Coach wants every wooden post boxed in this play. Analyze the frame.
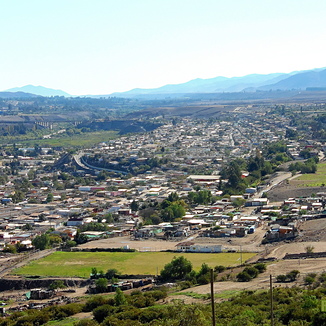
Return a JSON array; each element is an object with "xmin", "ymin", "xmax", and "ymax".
[
  {"xmin": 270, "ymin": 274, "xmax": 274, "ymax": 326},
  {"xmin": 210, "ymin": 269, "xmax": 216, "ymax": 326}
]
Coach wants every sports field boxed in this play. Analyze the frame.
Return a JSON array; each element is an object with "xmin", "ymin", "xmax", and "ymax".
[{"xmin": 13, "ymin": 251, "xmax": 256, "ymax": 278}]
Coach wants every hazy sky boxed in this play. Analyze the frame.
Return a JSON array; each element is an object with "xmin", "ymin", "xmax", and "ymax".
[{"xmin": 1, "ymin": 0, "xmax": 326, "ymax": 95}]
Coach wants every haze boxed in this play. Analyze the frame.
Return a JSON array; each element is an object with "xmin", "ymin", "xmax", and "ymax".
[{"xmin": 1, "ymin": 0, "xmax": 326, "ymax": 95}]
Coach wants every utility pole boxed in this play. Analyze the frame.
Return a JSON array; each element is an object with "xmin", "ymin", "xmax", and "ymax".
[
  {"xmin": 210, "ymin": 269, "xmax": 216, "ymax": 326},
  {"xmin": 270, "ymin": 274, "xmax": 274, "ymax": 326},
  {"xmin": 240, "ymin": 245, "xmax": 243, "ymax": 265}
]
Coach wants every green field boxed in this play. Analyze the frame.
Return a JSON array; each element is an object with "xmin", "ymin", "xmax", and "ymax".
[
  {"xmin": 292, "ymin": 162, "xmax": 326, "ymax": 187},
  {"xmin": 13, "ymin": 251, "xmax": 256, "ymax": 278}
]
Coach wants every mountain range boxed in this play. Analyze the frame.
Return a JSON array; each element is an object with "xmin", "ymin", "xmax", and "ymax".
[
  {"xmin": 2, "ymin": 67, "xmax": 326, "ymax": 99},
  {"xmin": 4, "ymin": 85, "xmax": 70, "ymax": 97},
  {"xmin": 111, "ymin": 67, "xmax": 326, "ymax": 97}
]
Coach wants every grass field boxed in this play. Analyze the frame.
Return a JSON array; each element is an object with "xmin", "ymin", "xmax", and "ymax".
[
  {"xmin": 13, "ymin": 251, "xmax": 256, "ymax": 278},
  {"xmin": 291, "ymin": 163, "xmax": 326, "ymax": 187}
]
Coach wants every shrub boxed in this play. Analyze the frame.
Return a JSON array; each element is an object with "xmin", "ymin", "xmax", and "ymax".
[
  {"xmin": 93, "ymin": 304, "xmax": 115, "ymax": 323},
  {"xmin": 237, "ymin": 271, "xmax": 252, "ymax": 282},
  {"xmin": 276, "ymin": 274, "xmax": 287, "ymax": 283},
  {"xmin": 253, "ymin": 263, "xmax": 266, "ymax": 273},
  {"xmin": 84, "ymin": 295, "xmax": 108, "ymax": 312},
  {"xmin": 304, "ymin": 276, "xmax": 315, "ymax": 285},
  {"xmin": 74, "ymin": 320, "xmax": 99, "ymax": 326},
  {"xmin": 319, "ymin": 273, "xmax": 326, "ymax": 283},
  {"xmin": 214, "ymin": 265, "xmax": 226, "ymax": 273},
  {"xmin": 243, "ymin": 267, "xmax": 259, "ymax": 279},
  {"xmin": 286, "ymin": 270, "xmax": 300, "ymax": 282},
  {"xmin": 305, "ymin": 245, "xmax": 315, "ymax": 254},
  {"xmin": 144, "ymin": 290, "xmax": 167, "ymax": 301}
]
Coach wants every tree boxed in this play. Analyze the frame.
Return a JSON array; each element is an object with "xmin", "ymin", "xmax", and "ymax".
[
  {"xmin": 32, "ymin": 234, "xmax": 51, "ymax": 250},
  {"xmin": 49, "ymin": 280, "xmax": 66, "ymax": 291},
  {"xmin": 115, "ymin": 288, "xmax": 127, "ymax": 306},
  {"xmin": 160, "ymin": 256, "xmax": 193, "ymax": 281},
  {"xmin": 46, "ymin": 193, "xmax": 54, "ymax": 203},
  {"xmin": 3, "ymin": 244, "xmax": 17, "ymax": 254},
  {"xmin": 130, "ymin": 200, "xmax": 139, "ymax": 212},
  {"xmin": 74, "ymin": 230, "xmax": 88, "ymax": 244},
  {"xmin": 106, "ymin": 268, "xmax": 119, "ymax": 279},
  {"xmin": 95, "ymin": 278, "xmax": 108, "ymax": 293}
]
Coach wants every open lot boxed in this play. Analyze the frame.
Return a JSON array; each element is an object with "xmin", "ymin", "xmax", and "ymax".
[
  {"xmin": 12, "ymin": 251, "xmax": 256, "ymax": 278},
  {"xmin": 267, "ymin": 163, "xmax": 326, "ymax": 202}
]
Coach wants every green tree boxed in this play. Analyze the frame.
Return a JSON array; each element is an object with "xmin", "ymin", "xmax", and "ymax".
[
  {"xmin": 3, "ymin": 243, "xmax": 17, "ymax": 254},
  {"xmin": 95, "ymin": 278, "xmax": 108, "ymax": 293},
  {"xmin": 32, "ymin": 233, "xmax": 51, "ymax": 250},
  {"xmin": 49, "ymin": 280, "xmax": 66, "ymax": 291},
  {"xmin": 115, "ymin": 288, "xmax": 127, "ymax": 306},
  {"xmin": 130, "ymin": 200, "xmax": 139, "ymax": 212},
  {"xmin": 160, "ymin": 256, "xmax": 193, "ymax": 281},
  {"xmin": 46, "ymin": 193, "xmax": 54, "ymax": 203}
]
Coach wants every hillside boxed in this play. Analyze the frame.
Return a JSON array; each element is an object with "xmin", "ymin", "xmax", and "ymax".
[
  {"xmin": 5, "ymin": 85, "xmax": 70, "ymax": 97},
  {"xmin": 0, "ymin": 91, "xmax": 39, "ymax": 99},
  {"xmin": 258, "ymin": 68, "xmax": 326, "ymax": 91},
  {"xmin": 110, "ymin": 67, "xmax": 326, "ymax": 97}
]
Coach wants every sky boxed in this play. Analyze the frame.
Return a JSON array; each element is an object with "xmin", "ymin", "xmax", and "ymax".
[{"xmin": 1, "ymin": 0, "xmax": 326, "ymax": 95}]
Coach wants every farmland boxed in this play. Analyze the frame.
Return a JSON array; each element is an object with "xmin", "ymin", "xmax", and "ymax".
[{"xmin": 13, "ymin": 251, "xmax": 256, "ymax": 278}]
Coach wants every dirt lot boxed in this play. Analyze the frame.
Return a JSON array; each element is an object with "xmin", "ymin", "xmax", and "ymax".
[
  {"xmin": 267, "ymin": 182, "xmax": 324, "ymax": 203},
  {"xmin": 78, "ymin": 224, "xmax": 268, "ymax": 254},
  {"xmin": 78, "ymin": 236, "xmax": 181, "ymax": 252}
]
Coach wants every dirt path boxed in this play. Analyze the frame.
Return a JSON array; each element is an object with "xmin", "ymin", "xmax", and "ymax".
[{"xmin": 0, "ymin": 249, "xmax": 56, "ymax": 278}]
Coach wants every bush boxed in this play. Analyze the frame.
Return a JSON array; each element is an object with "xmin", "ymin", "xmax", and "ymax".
[
  {"xmin": 287, "ymin": 270, "xmax": 300, "ymax": 282},
  {"xmin": 276, "ymin": 274, "xmax": 287, "ymax": 283},
  {"xmin": 304, "ymin": 276, "xmax": 315, "ymax": 285},
  {"xmin": 214, "ymin": 265, "xmax": 226, "ymax": 273},
  {"xmin": 253, "ymin": 263, "xmax": 266, "ymax": 273},
  {"xmin": 93, "ymin": 304, "xmax": 115, "ymax": 323},
  {"xmin": 243, "ymin": 267, "xmax": 259, "ymax": 279},
  {"xmin": 84, "ymin": 295, "xmax": 108, "ymax": 312},
  {"xmin": 144, "ymin": 289, "xmax": 167, "ymax": 301},
  {"xmin": 74, "ymin": 320, "xmax": 99, "ymax": 326},
  {"xmin": 237, "ymin": 271, "xmax": 252, "ymax": 282}
]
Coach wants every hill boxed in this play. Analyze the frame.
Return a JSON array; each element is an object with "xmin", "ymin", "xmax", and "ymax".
[
  {"xmin": 0, "ymin": 91, "xmax": 40, "ymax": 99},
  {"xmin": 257, "ymin": 68, "xmax": 326, "ymax": 91},
  {"xmin": 109, "ymin": 67, "xmax": 326, "ymax": 98},
  {"xmin": 5, "ymin": 85, "xmax": 70, "ymax": 97}
]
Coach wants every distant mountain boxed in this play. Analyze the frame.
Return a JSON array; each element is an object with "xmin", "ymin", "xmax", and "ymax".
[
  {"xmin": 257, "ymin": 69, "xmax": 326, "ymax": 91},
  {"xmin": 110, "ymin": 67, "xmax": 326, "ymax": 98},
  {"xmin": 5, "ymin": 85, "xmax": 70, "ymax": 97},
  {"xmin": 0, "ymin": 91, "xmax": 39, "ymax": 99},
  {"xmin": 111, "ymin": 73, "xmax": 287, "ymax": 97}
]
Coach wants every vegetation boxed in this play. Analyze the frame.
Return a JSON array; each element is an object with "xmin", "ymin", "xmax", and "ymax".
[
  {"xmin": 13, "ymin": 251, "xmax": 256, "ymax": 278},
  {"xmin": 4, "ymin": 286, "xmax": 326, "ymax": 325}
]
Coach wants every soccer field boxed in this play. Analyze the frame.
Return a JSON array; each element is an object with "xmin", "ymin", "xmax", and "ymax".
[{"xmin": 13, "ymin": 251, "xmax": 256, "ymax": 278}]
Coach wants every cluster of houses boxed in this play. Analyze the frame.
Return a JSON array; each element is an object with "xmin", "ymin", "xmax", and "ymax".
[{"xmin": 0, "ymin": 114, "xmax": 325, "ymax": 252}]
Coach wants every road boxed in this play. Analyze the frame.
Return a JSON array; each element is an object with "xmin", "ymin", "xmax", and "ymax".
[
  {"xmin": 254, "ymin": 171, "xmax": 292, "ymax": 199},
  {"xmin": 0, "ymin": 249, "xmax": 55, "ymax": 278}
]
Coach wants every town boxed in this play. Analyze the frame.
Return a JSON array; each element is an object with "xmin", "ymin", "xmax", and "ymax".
[{"xmin": 1, "ymin": 98, "xmax": 326, "ymax": 325}]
